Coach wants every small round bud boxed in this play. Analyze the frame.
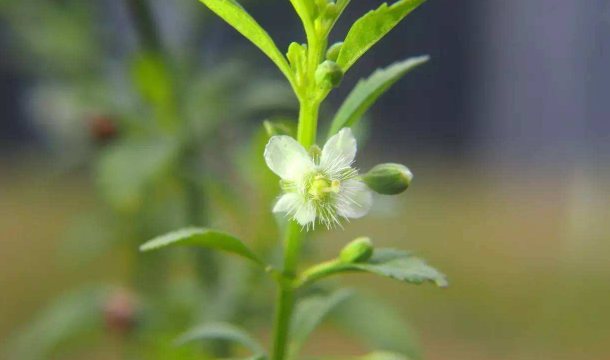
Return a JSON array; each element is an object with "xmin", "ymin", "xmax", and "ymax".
[
  {"xmin": 315, "ymin": 60, "xmax": 344, "ymax": 89},
  {"xmin": 363, "ymin": 163, "xmax": 413, "ymax": 195},
  {"xmin": 340, "ymin": 237, "xmax": 374, "ymax": 263},
  {"xmin": 103, "ymin": 289, "xmax": 139, "ymax": 335},
  {"xmin": 90, "ymin": 115, "xmax": 118, "ymax": 143},
  {"xmin": 326, "ymin": 42, "xmax": 343, "ymax": 62}
]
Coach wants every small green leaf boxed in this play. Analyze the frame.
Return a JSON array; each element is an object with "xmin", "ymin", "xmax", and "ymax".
[
  {"xmin": 328, "ymin": 56, "xmax": 428, "ymax": 137},
  {"xmin": 139, "ymin": 227, "xmax": 264, "ymax": 266},
  {"xmin": 336, "ymin": 0, "xmax": 427, "ymax": 72},
  {"xmin": 198, "ymin": 0, "xmax": 293, "ymax": 83},
  {"xmin": 289, "ymin": 289, "xmax": 353, "ymax": 357},
  {"xmin": 176, "ymin": 322, "xmax": 266, "ymax": 357},
  {"xmin": 298, "ymin": 249, "xmax": 447, "ymax": 288}
]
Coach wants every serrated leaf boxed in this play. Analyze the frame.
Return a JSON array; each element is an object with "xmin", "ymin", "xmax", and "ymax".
[
  {"xmin": 299, "ymin": 249, "xmax": 447, "ymax": 288},
  {"xmin": 139, "ymin": 227, "xmax": 265, "ymax": 266},
  {"xmin": 328, "ymin": 56, "xmax": 428, "ymax": 137},
  {"xmin": 332, "ymin": 293, "xmax": 420, "ymax": 359},
  {"xmin": 175, "ymin": 322, "xmax": 266, "ymax": 357},
  {"xmin": 289, "ymin": 289, "xmax": 353, "ymax": 357},
  {"xmin": 353, "ymin": 249, "xmax": 448, "ymax": 287},
  {"xmin": 198, "ymin": 0, "xmax": 293, "ymax": 83},
  {"xmin": 337, "ymin": 0, "xmax": 427, "ymax": 72}
]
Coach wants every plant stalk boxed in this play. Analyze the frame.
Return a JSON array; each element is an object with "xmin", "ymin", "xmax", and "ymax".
[
  {"xmin": 271, "ymin": 221, "xmax": 302, "ymax": 360},
  {"xmin": 271, "ymin": 19, "xmax": 327, "ymax": 360}
]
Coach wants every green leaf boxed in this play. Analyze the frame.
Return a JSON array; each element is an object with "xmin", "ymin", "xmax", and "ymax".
[
  {"xmin": 131, "ymin": 53, "xmax": 173, "ymax": 109},
  {"xmin": 175, "ymin": 322, "xmax": 266, "ymax": 357},
  {"xmin": 332, "ymin": 293, "xmax": 420, "ymax": 359},
  {"xmin": 336, "ymin": 0, "xmax": 427, "ymax": 72},
  {"xmin": 289, "ymin": 0, "xmax": 314, "ymax": 31},
  {"xmin": 289, "ymin": 289, "xmax": 353, "ymax": 357},
  {"xmin": 198, "ymin": 0, "xmax": 293, "ymax": 83},
  {"xmin": 139, "ymin": 227, "xmax": 265, "ymax": 266},
  {"xmin": 299, "ymin": 249, "xmax": 447, "ymax": 288},
  {"xmin": 328, "ymin": 56, "xmax": 429, "ymax": 137},
  {"xmin": 353, "ymin": 249, "xmax": 448, "ymax": 287}
]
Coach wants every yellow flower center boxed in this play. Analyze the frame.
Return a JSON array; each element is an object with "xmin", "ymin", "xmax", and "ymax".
[{"xmin": 308, "ymin": 174, "xmax": 340, "ymax": 200}]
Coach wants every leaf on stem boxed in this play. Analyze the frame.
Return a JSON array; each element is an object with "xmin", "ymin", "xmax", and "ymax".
[
  {"xmin": 198, "ymin": 0, "xmax": 293, "ymax": 83},
  {"xmin": 327, "ymin": 56, "xmax": 429, "ymax": 138},
  {"xmin": 176, "ymin": 322, "xmax": 266, "ymax": 357},
  {"xmin": 299, "ymin": 248, "xmax": 447, "ymax": 288},
  {"xmin": 353, "ymin": 249, "xmax": 448, "ymax": 287},
  {"xmin": 336, "ymin": 0, "xmax": 427, "ymax": 72},
  {"xmin": 289, "ymin": 289, "xmax": 354, "ymax": 356},
  {"xmin": 139, "ymin": 227, "xmax": 265, "ymax": 266}
]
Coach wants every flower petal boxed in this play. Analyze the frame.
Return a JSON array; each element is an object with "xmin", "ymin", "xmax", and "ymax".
[
  {"xmin": 294, "ymin": 201, "xmax": 316, "ymax": 226},
  {"xmin": 336, "ymin": 179, "xmax": 373, "ymax": 219},
  {"xmin": 273, "ymin": 193, "xmax": 301, "ymax": 214},
  {"xmin": 320, "ymin": 127, "xmax": 357, "ymax": 172},
  {"xmin": 264, "ymin": 135, "xmax": 314, "ymax": 180}
]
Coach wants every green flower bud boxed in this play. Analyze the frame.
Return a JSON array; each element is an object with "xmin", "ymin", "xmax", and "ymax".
[
  {"xmin": 363, "ymin": 163, "xmax": 413, "ymax": 195},
  {"xmin": 340, "ymin": 237, "xmax": 374, "ymax": 263},
  {"xmin": 326, "ymin": 42, "xmax": 343, "ymax": 62},
  {"xmin": 315, "ymin": 60, "xmax": 343, "ymax": 89}
]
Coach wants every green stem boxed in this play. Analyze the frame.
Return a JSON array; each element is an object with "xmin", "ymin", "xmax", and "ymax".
[
  {"xmin": 271, "ymin": 221, "xmax": 302, "ymax": 360},
  {"xmin": 271, "ymin": 17, "xmax": 328, "ymax": 360},
  {"xmin": 296, "ymin": 100, "xmax": 319, "ymax": 148}
]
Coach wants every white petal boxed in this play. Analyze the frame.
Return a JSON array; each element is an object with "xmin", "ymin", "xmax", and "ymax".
[
  {"xmin": 273, "ymin": 193, "xmax": 300, "ymax": 214},
  {"xmin": 320, "ymin": 128, "xmax": 357, "ymax": 172},
  {"xmin": 264, "ymin": 135, "xmax": 314, "ymax": 180},
  {"xmin": 336, "ymin": 179, "xmax": 373, "ymax": 219},
  {"xmin": 294, "ymin": 201, "xmax": 316, "ymax": 226}
]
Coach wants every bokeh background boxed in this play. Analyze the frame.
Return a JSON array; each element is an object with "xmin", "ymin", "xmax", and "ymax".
[{"xmin": 1, "ymin": 0, "xmax": 609, "ymax": 359}]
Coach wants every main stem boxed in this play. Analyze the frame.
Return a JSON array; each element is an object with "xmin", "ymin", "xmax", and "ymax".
[
  {"xmin": 271, "ymin": 221, "xmax": 301, "ymax": 360},
  {"xmin": 271, "ymin": 23, "xmax": 326, "ymax": 360}
]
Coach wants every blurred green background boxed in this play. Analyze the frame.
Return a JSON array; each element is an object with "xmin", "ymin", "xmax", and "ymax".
[{"xmin": 1, "ymin": 0, "xmax": 610, "ymax": 359}]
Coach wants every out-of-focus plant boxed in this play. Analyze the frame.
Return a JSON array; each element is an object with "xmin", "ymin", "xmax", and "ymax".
[
  {"xmin": 2, "ymin": 0, "xmax": 296, "ymax": 358},
  {"xmin": 140, "ymin": 1, "xmax": 446, "ymax": 360}
]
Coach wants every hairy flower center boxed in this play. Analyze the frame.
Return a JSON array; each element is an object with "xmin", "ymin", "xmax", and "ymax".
[{"xmin": 307, "ymin": 174, "xmax": 340, "ymax": 200}]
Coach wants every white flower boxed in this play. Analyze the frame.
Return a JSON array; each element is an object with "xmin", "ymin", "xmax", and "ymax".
[{"xmin": 264, "ymin": 128, "xmax": 373, "ymax": 229}]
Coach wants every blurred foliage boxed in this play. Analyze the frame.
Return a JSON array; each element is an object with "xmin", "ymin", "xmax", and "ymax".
[{"xmin": 0, "ymin": 0, "xmax": 296, "ymax": 358}]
